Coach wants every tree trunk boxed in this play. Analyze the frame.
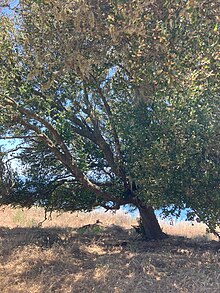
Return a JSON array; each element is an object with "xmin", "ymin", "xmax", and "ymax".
[{"xmin": 137, "ymin": 203, "xmax": 167, "ymax": 240}]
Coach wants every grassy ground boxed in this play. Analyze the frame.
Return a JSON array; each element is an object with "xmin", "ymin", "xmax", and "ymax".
[{"xmin": 0, "ymin": 206, "xmax": 219, "ymax": 293}]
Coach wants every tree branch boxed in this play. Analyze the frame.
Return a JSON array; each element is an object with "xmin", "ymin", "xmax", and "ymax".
[
  {"xmin": 82, "ymin": 83, "xmax": 125, "ymax": 179},
  {"xmin": 2, "ymin": 97, "xmax": 131, "ymax": 206},
  {"xmin": 0, "ymin": 135, "xmax": 38, "ymax": 140},
  {"xmin": 100, "ymin": 202, "xmax": 121, "ymax": 211},
  {"xmin": 89, "ymin": 75, "xmax": 129, "ymax": 189}
]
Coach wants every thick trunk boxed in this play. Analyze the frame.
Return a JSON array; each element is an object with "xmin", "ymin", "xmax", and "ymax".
[{"xmin": 137, "ymin": 203, "xmax": 167, "ymax": 240}]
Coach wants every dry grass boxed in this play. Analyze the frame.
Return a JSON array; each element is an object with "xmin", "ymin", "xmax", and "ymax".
[
  {"xmin": 0, "ymin": 206, "xmax": 219, "ymax": 293},
  {"xmin": 0, "ymin": 206, "xmax": 136, "ymax": 229},
  {"xmin": 0, "ymin": 206, "xmax": 217, "ymax": 240}
]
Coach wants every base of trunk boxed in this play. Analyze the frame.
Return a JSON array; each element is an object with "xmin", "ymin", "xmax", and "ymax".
[{"xmin": 137, "ymin": 204, "xmax": 167, "ymax": 240}]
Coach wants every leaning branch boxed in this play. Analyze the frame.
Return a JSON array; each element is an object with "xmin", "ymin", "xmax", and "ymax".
[
  {"xmin": 18, "ymin": 117, "xmax": 128, "ymax": 206},
  {"xmin": 2, "ymin": 97, "xmax": 131, "ymax": 206}
]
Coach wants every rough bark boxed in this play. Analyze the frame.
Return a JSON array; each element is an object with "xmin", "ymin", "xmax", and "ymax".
[{"xmin": 137, "ymin": 203, "xmax": 167, "ymax": 240}]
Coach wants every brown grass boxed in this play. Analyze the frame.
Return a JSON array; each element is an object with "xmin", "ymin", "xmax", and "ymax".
[{"xmin": 0, "ymin": 206, "xmax": 219, "ymax": 293}]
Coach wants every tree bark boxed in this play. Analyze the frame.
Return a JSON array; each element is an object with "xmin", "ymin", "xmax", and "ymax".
[{"xmin": 137, "ymin": 203, "xmax": 167, "ymax": 240}]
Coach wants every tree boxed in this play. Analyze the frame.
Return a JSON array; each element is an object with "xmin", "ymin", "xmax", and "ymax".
[
  {"xmin": 0, "ymin": 149, "xmax": 14, "ymax": 200},
  {"xmin": 0, "ymin": 0, "xmax": 219, "ymax": 239}
]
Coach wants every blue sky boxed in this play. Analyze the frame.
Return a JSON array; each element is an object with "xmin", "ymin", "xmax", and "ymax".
[{"xmin": 1, "ymin": 0, "xmax": 19, "ymax": 15}]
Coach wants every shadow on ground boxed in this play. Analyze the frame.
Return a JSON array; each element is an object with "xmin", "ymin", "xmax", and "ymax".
[{"xmin": 0, "ymin": 225, "xmax": 219, "ymax": 293}]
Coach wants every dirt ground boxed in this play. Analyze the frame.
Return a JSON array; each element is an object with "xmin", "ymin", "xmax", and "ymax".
[
  {"xmin": 0, "ymin": 222, "xmax": 219, "ymax": 293},
  {"xmin": 0, "ymin": 206, "xmax": 219, "ymax": 292}
]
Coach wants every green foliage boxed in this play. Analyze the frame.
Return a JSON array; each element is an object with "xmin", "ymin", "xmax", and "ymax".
[{"xmin": 0, "ymin": 1, "xmax": 219, "ymax": 237}]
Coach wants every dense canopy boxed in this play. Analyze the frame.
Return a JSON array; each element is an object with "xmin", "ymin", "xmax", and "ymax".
[{"xmin": 0, "ymin": 0, "xmax": 219, "ymax": 239}]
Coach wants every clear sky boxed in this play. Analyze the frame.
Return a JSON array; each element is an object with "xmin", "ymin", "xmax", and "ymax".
[{"xmin": 0, "ymin": 0, "xmax": 19, "ymax": 15}]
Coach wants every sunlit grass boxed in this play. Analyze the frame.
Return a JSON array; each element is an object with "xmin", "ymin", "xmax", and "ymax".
[
  {"xmin": 0, "ymin": 206, "xmax": 219, "ymax": 293},
  {"xmin": 0, "ymin": 206, "xmax": 217, "ymax": 240}
]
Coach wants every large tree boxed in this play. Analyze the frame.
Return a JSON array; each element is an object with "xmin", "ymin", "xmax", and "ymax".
[{"xmin": 0, "ymin": 0, "xmax": 219, "ymax": 239}]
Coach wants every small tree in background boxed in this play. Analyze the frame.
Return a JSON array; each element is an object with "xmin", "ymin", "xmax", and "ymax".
[{"xmin": 0, "ymin": 0, "xmax": 219, "ymax": 239}]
